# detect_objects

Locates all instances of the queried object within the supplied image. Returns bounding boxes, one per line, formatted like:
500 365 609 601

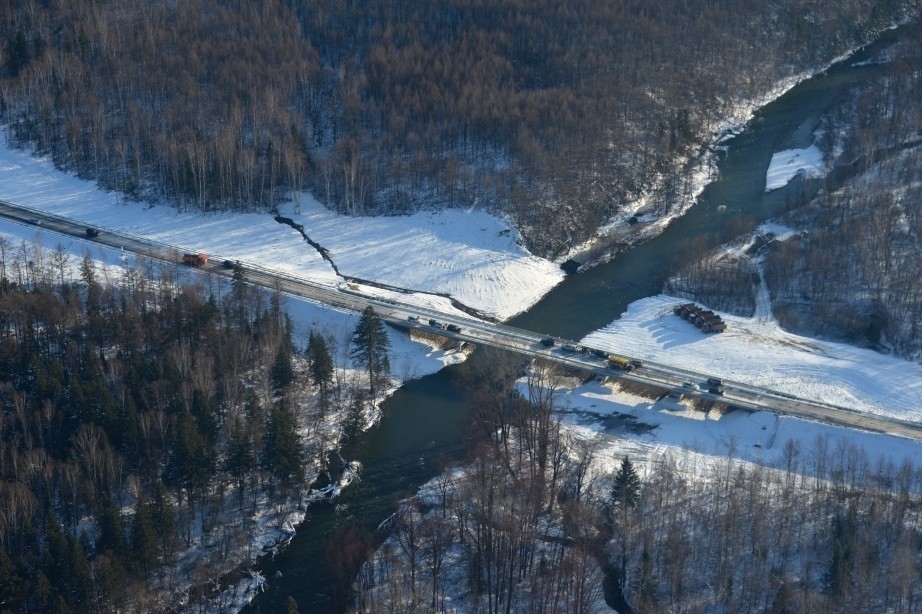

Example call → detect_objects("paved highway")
3 198 921 441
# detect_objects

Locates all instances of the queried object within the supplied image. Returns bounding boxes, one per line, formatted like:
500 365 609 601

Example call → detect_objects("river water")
245 26 907 613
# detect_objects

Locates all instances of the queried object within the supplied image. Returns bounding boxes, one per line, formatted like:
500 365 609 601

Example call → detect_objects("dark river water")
245 25 907 613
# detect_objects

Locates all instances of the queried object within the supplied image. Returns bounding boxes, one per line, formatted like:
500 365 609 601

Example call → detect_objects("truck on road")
607 354 633 370
182 252 208 267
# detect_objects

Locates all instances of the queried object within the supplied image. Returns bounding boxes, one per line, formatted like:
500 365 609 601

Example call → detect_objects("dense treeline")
671 22 922 356
2 1 917 256
664 223 761 317
763 22 922 355
0 240 370 611
355 359 922 612
764 148 922 354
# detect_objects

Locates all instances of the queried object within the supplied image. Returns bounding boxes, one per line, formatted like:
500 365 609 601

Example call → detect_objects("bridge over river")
2 197 920 442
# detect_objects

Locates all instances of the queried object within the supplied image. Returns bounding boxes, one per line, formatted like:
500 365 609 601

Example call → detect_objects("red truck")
182 252 208 267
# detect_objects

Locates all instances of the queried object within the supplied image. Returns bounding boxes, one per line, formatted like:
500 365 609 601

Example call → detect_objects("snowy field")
549 372 922 477
283 196 564 320
582 295 922 420
0 141 564 320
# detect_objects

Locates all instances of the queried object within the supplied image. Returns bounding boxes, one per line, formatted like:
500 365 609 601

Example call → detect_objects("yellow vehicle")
607 354 632 370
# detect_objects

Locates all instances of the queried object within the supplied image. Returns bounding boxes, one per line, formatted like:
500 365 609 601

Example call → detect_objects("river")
245 25 908 613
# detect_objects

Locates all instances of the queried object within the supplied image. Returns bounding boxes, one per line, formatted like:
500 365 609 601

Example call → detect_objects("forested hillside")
763 21 922 356
668 20 922 358
2 1 916 257
355 357 922 612
0 245 360 611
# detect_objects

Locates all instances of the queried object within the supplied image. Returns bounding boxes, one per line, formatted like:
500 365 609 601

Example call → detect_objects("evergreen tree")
117 396 144 471
151 481 178 562
42 508 91 611
226 414 254 498
131 499 159 576
271 310 295 391
10 29 30 75
191 388 217 444
307 330 334 417
164 414 213 506
612 456 641 509
262 400 305 495
350 306 390 400
31 571 51 612
0 548 21 608
343 392 366 444
97 497 128 558
271 342 294 391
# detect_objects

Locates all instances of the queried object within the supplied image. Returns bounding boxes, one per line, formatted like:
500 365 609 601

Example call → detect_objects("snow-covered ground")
3 123 921 443
550 355 922 478
764 144 827 191
582 294 922 421
4 44 922 604
0 143 563 321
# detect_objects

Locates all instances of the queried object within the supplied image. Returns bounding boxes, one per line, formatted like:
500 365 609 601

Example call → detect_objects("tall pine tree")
350 307 390 400
262 400 305 496
611 456 641 509
307 330 334 417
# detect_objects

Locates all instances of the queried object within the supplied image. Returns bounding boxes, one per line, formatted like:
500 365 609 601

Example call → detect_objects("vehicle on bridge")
85 227 99 238
446 324 462 333
182 252 208 267
608 354 633 370
428 319 447 329
540 337 555 347
407 315 420 323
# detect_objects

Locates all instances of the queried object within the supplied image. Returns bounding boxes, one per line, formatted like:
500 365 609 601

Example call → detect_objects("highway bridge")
2 198 921 442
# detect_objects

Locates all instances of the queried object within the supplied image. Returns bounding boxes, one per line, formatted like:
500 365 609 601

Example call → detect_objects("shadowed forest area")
1 0 916 256
0 242 388 611
667 20 922 358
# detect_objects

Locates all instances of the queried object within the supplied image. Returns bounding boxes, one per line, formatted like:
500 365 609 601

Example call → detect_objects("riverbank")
1 19 916 610
0 14 902 325
0 34 877 327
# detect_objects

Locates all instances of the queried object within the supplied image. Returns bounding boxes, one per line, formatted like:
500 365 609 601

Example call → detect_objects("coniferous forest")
1 1 916 256
0 243 366 611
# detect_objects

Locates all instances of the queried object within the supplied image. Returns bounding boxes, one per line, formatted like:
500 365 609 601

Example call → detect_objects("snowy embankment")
573 70 820 265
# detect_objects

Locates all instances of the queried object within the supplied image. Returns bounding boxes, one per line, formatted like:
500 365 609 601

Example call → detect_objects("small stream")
245 25 908 613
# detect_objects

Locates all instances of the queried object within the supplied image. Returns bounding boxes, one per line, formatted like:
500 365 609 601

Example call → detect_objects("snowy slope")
0 143 563 320
283 195 564 320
